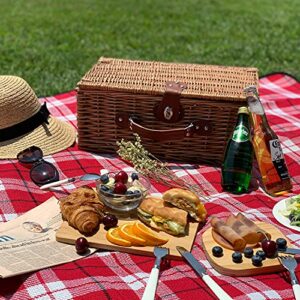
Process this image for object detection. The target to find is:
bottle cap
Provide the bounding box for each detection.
[238,106,249,115]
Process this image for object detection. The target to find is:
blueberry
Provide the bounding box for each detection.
[131,173,139,181]
[106,189,114,197]
[100,174,109,184]
[256,250,266,260]
[134,190,142,197]
[276,238,287,251]
[244,247,254,258]
[252,255,263,266]
[125,190,135,198]
[212,246,223,257]
[232,251,242,263]
[100,185,109,192]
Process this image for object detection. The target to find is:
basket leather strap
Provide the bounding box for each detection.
[115,113,211,141]
[153,81,187,123]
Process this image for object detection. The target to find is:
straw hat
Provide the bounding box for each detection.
[0,76,76,159]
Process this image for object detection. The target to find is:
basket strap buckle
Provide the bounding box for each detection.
[154,81,187,123]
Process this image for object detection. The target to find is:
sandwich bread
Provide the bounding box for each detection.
[163,188,207,222]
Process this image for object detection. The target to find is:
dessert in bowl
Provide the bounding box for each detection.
[96,171,151,213]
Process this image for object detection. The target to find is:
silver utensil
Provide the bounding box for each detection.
[40,173,101,190]
[278,255,300,300]
[279,247,300,255]
[142,247,169,300]
[176,246,233,300]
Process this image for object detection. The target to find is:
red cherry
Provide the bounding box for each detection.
[75,237,89,254]
[114,171,128,184]
[114,171,128,183]
[103,214,118,229]
[113,182,127,194]
[261,238,278,258]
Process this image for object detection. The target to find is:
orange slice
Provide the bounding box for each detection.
[132,221,169,246]
[106,227,132,247]
[118,223,147,246]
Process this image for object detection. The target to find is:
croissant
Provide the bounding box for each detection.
[60,186,104,234]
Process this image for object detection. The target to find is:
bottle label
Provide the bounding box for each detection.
[269,139,290,180]
[232,124,250,142]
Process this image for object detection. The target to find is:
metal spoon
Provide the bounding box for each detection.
[40,173,101,190]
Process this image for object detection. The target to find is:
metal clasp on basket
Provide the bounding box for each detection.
[154,81,187,123]
[163,106,173,120]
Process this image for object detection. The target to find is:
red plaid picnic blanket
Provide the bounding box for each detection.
[0,73,299,300]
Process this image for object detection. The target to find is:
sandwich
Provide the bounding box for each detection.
[137,197,187,236]
[162,188,207,222]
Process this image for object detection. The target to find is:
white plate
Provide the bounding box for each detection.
[272,198,300,232]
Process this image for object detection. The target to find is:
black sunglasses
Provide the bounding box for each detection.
[17,146,59,186]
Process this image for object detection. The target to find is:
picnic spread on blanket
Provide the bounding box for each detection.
[0,57,300,300]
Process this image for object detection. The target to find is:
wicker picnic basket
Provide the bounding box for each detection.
[77,57,258,165]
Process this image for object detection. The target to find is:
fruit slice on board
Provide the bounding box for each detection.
[118,223,147,246]
[132,221,169,246]
[106,227,132,247]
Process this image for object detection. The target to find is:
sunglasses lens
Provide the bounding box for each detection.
[17,146,43,164]
[30,161,59,186]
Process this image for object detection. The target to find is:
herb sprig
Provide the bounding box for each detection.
[116,134,209,200]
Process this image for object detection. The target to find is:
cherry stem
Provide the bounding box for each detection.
[257,230,269,241]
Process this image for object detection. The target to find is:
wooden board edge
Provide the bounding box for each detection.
[55,220,203,260]
[56,232,184,261]
[201,222,288,277]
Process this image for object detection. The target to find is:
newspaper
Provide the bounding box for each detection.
[0,197,96,278]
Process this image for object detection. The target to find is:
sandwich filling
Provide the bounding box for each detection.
[137,197,187,236]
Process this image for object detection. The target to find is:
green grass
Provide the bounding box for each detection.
[0,0,299,95]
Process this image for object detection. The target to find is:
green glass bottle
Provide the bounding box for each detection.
[221,106,253,194]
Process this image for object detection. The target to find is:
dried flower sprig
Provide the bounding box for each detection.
[116,134,210,200]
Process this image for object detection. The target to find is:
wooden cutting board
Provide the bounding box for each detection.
[56,218,201,260]
[202,221,292,276]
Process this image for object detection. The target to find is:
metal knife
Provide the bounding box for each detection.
[278,247,300,255]
[176,246,233,300]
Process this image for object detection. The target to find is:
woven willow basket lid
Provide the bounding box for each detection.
[78,57,258,101]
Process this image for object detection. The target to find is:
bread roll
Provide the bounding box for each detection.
[225,214,260,244]
[236,213,271,242]
[162,188,207,222]
[137,196,187,236]
[211,216,246,251]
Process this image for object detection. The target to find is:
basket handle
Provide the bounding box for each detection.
[115,113,211,141]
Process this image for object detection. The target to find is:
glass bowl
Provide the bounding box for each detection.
[96,172,151,213]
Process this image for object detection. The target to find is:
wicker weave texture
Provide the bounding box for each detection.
[77,57,259,165]
[78,57,258,101]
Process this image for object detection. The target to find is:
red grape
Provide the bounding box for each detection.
[114,171,128,184]
[75,237,89,254]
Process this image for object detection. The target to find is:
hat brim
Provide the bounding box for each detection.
[0,117,76,159]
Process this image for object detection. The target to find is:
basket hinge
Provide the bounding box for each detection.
[154,81,187,123]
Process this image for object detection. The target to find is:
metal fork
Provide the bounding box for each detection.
[278,255,300,300]
[142,247,169,300]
